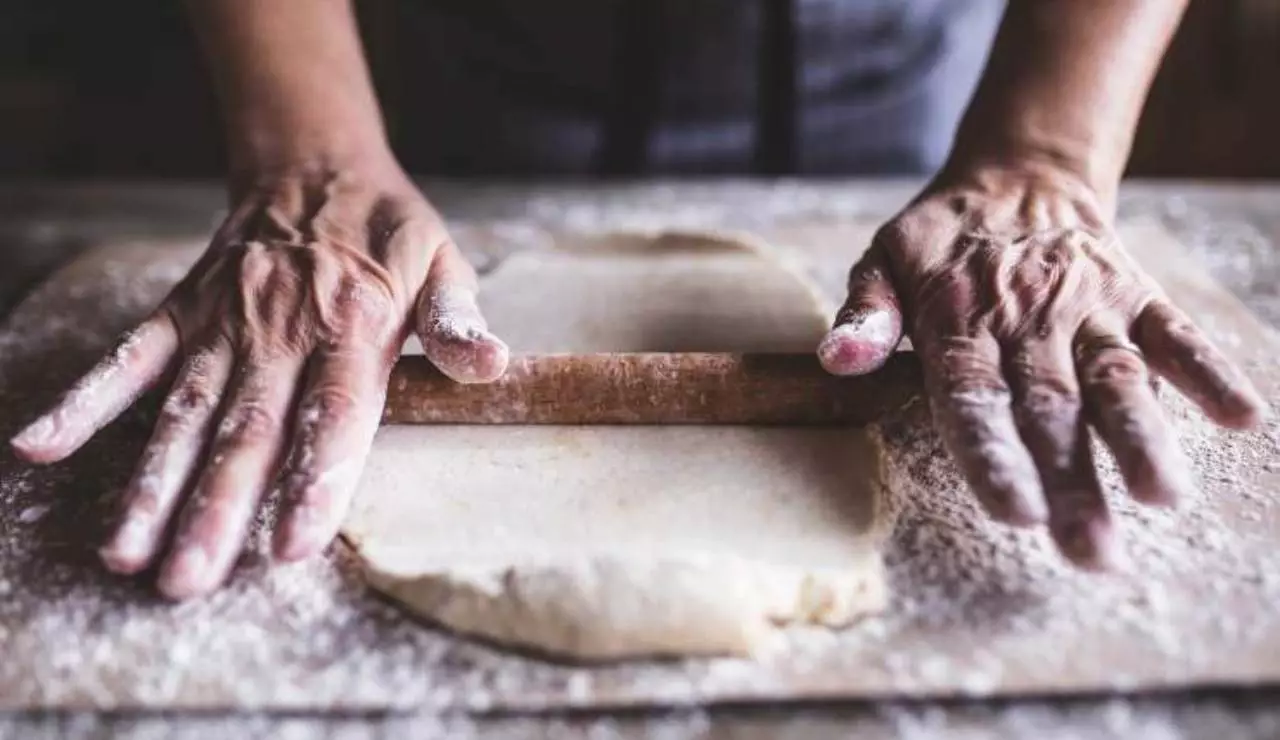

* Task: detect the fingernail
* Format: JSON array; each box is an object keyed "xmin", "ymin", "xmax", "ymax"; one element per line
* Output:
[
  {"xmin": 99, "ymin": 515, "xmax": 154, "ymax": 574},
  {"xmin": 467, "ymin": 333, "xmax": 510, "ymax": 382},
  {"xmin": 11, "ymin": 416, "xmax": 58, "ymax": 456},
  {"xmin": 818, "ymin": 313, "xmax": 895, "ymax": 375},
  {"xmin": 159, "ymin": 545, "xmax": 213, "ymax": 600},
  {"xmin": 429, "ymin": 331, "xmax": 510, "ymax": 384}
]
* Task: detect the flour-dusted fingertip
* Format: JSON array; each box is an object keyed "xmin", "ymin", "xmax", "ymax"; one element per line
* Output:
[
  {"xmin": 1127, "ymin": 446, "xmax": 1197, "ymax": 508},
  {"xmin": 10, "ymin": 416, "xmax": 64, "ymax": 463},
  {"xmin": 425, "ymin": 329, "xmax": 510, "ymax": 384},
  {"xmin": 418, "ymin": 276, "xmax": 511, "ymax": 384},
  {"xmin": 99, "ymin": 547, "xmax": 146, "ymax": 576},
  {"xmin": 818, "ymin": 325, "xmax": 879, "ymax": 376},
  {"xmin": 157, "ymin": 544, "xmax": 218, "ymax": 601},
  {"xmin": 1221, "ymin": 383, "xmax": 1269, "ymax": 430},
  {"xmin": 818, "ymin": 311, "xmax": 899, "ymax": 376},
  {"xmin": 99, "ymin": 515, "xmax": 157, "ymax": 575},
  {"xmin": 1136, "ymin": 299, "xmax": 1270, "ymax": 431},
  {"xmin": 963, "ymin": 460, "xmax": 1050, "ymax": 527}
]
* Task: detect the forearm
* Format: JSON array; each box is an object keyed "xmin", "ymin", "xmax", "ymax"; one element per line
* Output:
[
  {"xmin": 945, "ymin": 0, "xmax": 1189, "ymax": 205},
  {"xmin": 186, "ymin": 0, "xmax": 391, "ymax": 177}
]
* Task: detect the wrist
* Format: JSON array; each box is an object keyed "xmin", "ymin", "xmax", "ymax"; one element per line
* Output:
[
  {"xmin": 228, "ymin": 118, "xmax": 393, "ymax": 175},
  {"xmin": 928, "ymin": 154, "xmax": 1116, "ymax": 228},
  {"xmin": 941, "ymin": 135, "xmax": 1121, "ymax": 214},
  {"xmin": 225, "ymin": 140, "xmax": 414, "ymax": 208}
]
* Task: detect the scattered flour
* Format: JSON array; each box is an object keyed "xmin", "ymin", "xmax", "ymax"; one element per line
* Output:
[{"xmin": 0, "ymin": 188, "xmax": 1277, "ymax": 740}]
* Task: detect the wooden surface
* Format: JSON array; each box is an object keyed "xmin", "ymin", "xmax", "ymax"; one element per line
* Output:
[{"xmin": 2, "ymin": 180, "xmax": 1280, "ymax": 736}]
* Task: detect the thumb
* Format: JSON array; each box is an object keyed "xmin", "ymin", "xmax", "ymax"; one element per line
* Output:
[
  {"xmin": 817, "ymin": 243, "xmax": 904, "ymax": 376},
  {"xmin": 415, "ymin": 241, "xmax": 510, "ymax": 384}
]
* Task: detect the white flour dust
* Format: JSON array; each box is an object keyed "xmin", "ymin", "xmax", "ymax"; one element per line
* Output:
[
  {"xmin": 0, "ymin": 206, "xmax": 1276, "ymax": 724},
  {"xmin": 420, "ymin": 284, "xmax": 508, "ymax": 383}
]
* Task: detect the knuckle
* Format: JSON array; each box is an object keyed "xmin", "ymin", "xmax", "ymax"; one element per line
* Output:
[
  {"xmin": 1016, "ymin": 382, "xmax": 1081, "ymax": 424},
  {"xmin": 846, "ymin": 252, "xmax": 892, "ymax": 294},
  {"xmin": 237, "ymin": 241, "xmax": 275, "ymax": 281},
  {"xmin": 912, "ymin": 270, "xmax": 981, "ymax": 337},
  {"xmin": 1054, "ymin": 230, "xmax": 1092, "ymax": 254},
  {"xmin": 381, "ymin": 217, "xmax": 436, "ymax": 252},
  {"xmin": 220, "ymin": 240, "xmax": 254, "ymax": 261},
  {"xmin": 1161, "ymin": 314, "xmax": 1201, "ymax": 343},
  {"xmin": 301, "ymin": 383, "xmax": 361, "ymax": 422},
  {"xmin": 1005, "ymin": 357, "xmax": 1080, "ymax": 417},
  {"xmin": 1080, "ymin": 346, "xmax": 1147, "ymax": 388},
  {"xmin": 871, "ymin": 219, "xmax": 912, "ymax": 255},
  {"xmin": 333, "ymin": 278, "xmax": 399, "ymax": 333},
  {"xmin": 923, "ymin": 336, "xmax": 1003, "ymax": 395},
  {"xmin": 163, "ymin": 381, "xmax": 220, "ymax": 420},
  {"xmin": 218, "ymin": 400, "xmax": 280, "ymax": 444},
  {"xmin": 311, "ymin": 214, "xmax": 361, "ymax": 249}
]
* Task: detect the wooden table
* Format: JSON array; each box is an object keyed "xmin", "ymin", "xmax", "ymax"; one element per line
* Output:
[{"xmin": 1, "ymin": 179, "xmax": 1278, "ymax": 738}]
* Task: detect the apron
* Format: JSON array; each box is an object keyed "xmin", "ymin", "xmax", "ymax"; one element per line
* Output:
[{"xmin": 393, "ymin": 0, "xmax": 1004, "ymax": 175}]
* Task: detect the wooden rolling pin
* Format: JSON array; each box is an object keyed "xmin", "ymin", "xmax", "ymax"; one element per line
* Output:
[{"xmin": 383, "ymin": 352, "xmax": 922, "ymax": 425}]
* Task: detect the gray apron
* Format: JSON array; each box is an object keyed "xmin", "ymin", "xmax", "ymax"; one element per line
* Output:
[{"xmin": 395, "ymin": 0, "xmax": 1004, "ymax": 175}]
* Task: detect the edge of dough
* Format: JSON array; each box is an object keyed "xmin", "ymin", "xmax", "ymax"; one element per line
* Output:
[
  {"xmin": 358, "ymin": 549, "xmax": 888, "ymax": 661},
  {"xmin": 347, "ymin": 424, "xmax": 898, "ymax": 662}
]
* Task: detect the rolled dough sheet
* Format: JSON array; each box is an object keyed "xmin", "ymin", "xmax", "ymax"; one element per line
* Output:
[
  {"xmin": 341, "ymin": 232, "xmax": 896, "ymax": 659},
  {"xmin": 2, "ymin": 211, "xmax": 1279, "ymax": 709}
]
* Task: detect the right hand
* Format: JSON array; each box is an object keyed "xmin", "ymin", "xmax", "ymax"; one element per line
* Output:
[
  {"xmin": 819, "ymin": 163, "xmax": 1265, "ymax": 568},
  {"xmin": 11, "ymin": 155, "xmax": 509, "ymax": 599}
]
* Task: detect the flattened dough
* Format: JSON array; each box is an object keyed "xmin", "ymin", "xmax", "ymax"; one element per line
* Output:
[{"xmin": 342, "ymin": 232, "xmax": 895, "ymax": 659}]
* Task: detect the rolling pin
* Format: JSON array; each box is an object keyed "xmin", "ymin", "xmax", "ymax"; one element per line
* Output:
[{"xmin": 383, "ymin": 352, "xmax": 922, "ymax": 425}]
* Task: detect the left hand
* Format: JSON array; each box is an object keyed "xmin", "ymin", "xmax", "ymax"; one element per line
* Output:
[
  {"xmin": 819, "ymin": 163, "xmax": 1266, "ymax": 567},
  {"xmin": 10, "ymin": 161, "xmax": 508, "ymax": 598}
]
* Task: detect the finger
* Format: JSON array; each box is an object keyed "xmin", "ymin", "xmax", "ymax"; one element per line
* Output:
[
  {"xmin": 1005, "ymin": 338, "xmax": 1116, "ymax": 570},
  {"xmin": 818, "ymin": 245, "xmax": 904, "ymax": 376},
  {"xmin": 416, "ymin": 241, "xmax": 510, "ymax": 384},
  {"xmin": 1134, "ymin": 299, "xmax": 1267, "ymax": 429},
  {"xmin": 1076, "ymin": 327, "xmax": 1195, "ymax": 507},
  {"xmin": 11, "ymin": 312, "xmax": 179, "ymax": 463},
  {"xmin": 274, "ymin": 344, "xmax": 390, "ymax": 561},
  {"xmin": 920, "ymin": 332, "xmax": 1048, "ymax": 526},
  {"xmin": 156, "ymin": 353, "xmax": 304, "ymax": 600},
  {"xmin": 99, "ymin": 339, "xmax": 235, "ymax": 574}
]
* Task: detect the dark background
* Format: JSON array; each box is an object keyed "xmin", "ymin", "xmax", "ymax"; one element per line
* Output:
[{"xmin": 2, "ymin": 0, "xmax": 1279, "ymax": 179}]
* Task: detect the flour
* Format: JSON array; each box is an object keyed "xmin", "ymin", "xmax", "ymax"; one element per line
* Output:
[
  {"xmin": 418, "ymin": 283, "xmax": 508, "ymax": 383},
  {"xmin": 818, "ymin": 310, "xmax": 900, "ymax": 374},
  {"xmin": 863, "ymin": 388, "xmax": 1280, "ymax": 693},
  {"xmin": 0, "ymin": 205, "xmax": 1276, "ymax": 723}
]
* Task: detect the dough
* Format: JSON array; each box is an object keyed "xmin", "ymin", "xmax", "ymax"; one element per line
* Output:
[{"xmin": 342, "ymin": 231, "xmax": 896, "ymax": 660}]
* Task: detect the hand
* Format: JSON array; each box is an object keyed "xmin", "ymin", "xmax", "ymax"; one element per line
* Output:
[
  {"xmin": 10, "ymin": 158, "xmax": 509, "ymax": 599},
  {"xmin": 819, "ymin": 163, "xmax": 1266, "ymax": 568}
]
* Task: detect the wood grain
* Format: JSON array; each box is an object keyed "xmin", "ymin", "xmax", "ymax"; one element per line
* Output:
[{"xmin": 384, "ymin": 352, "xmax": 923, "ymax": 426}]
